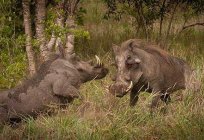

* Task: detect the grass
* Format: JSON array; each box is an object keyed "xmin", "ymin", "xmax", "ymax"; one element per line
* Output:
[
  {"xmin": 0, "ymin": 0, "xmax": 204, "ymax": 139},
  {"xmin": 0, "ymin": 50, "xmax": 204, "ymax": 139}
]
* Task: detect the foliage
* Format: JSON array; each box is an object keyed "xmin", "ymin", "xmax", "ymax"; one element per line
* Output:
[
  {"xmin": 44, "ymin": 2, "xmax": 90, "ymax": 45},
  {"xmin": 0, "ymin": 0, "xmax": 23, "ymax": 49},
  {"xmin": 75, "ymin": 6, "xmax": 87, "ymax": 25},
  {"xmin": 0, "ymin": 0, "xmax": 27, "ymax": 88},
  {"xmin": 73, "ymin": 29, "xmax": 90, "ymax": 40},
  {"xmin": 0, "ymin": 47, "xmax": 27, "ymax": 89},
  {"xmin": 104, "ymin": 0, "xmax": 204, "ymax": 41}
]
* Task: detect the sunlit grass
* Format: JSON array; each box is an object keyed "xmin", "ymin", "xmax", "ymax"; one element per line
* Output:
[{"xmin": 1, "ymin": 49, "xmax": 204, "ymax": 139}]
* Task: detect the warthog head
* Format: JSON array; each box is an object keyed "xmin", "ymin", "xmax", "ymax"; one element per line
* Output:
[
  {"xmin": 109, "ymin": 40, "xmax": 144, "ymax": 97},
  {"xmin": 69, "ymin": 54, "xmax": 109, "ymax": 83}
]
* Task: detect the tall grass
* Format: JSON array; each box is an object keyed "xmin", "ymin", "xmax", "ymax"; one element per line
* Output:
[
  {"xmin": 1, "ymin": 45, "xmax": 203, "ymax": 140},
  {"xmin": 0, "ymin": 0, "xmax": 204, "ymax": 139},
  {"xmin": 1, "ymin": 65, "xmax": 204, "ymax": 139}
]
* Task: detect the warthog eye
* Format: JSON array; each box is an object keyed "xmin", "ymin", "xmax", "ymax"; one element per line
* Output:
[
  {"xmin": 94, "ymin": 65, "xmax": 102, "ymax": 69},
  {"xmin": 127, "ymin": 55, "xmax": 131, "ymax": 59},
  {"xmin": 126, "ymin": 63, "xmax": 134, "ymax": 69},
  {"xmin": 77, "ymin": 68, "xmax": 84, "ymax": 72},
  {"xmin": 126, "ymin": 58, "xmax": 140, "ymax": 69},
  {"xmin": 126, "ymin": 56, "xmax": 133, "ymax": 65}
]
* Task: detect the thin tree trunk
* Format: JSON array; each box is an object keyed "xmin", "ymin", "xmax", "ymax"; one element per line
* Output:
[
  {"xmin": 64, "ymin": 0, "xmax": 80, "ymax": 56},
  {"xmin": 55, "ymin": 1, "xmax": 66, "ymax": 54},
  {"xmin": 46, "ymin": 1, "xmax": 67, "ymax": 52},
  {"xmin": 68, "ymin": 0, "xmax": 80, "ymax": 15},
  {"xmin": 166, "ymin": 2, "xmax": 179, "ymax": 41},
  {"xmin": 135, "ymin": 1, "xmax": 148, "ymax": 40},
  {"xmin": 159, "ymin": 0, "xmax": 167, "ymax": 41},
  {"xmin": 22, "ymin": 0, "xmax": 36, "ymax": 76},
  {"xmin": 182, "ymin": 22, "xmax": 204, "ymax": 30},
  {"xmin": 139, "ymin": 2, "xmax": 149, "ymax": 40},
  {"xmin": 65, "ymin": 16, "xmax": 75, "ymax": 56},
  {"xmin": 51, "ymin": 0, "xmax": 80, "ymax": 57},
  {"xmin": 47, "ymin": 33, "xmax": 56, "ymax": 51},
  {"xmin": 35, "ymin": 0, "xmax": 49, "ymax": 61}
]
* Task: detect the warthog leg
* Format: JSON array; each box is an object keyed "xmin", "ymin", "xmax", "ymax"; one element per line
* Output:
[
  {"xmin": 160, "ymin": 93, "xmax": 171, "ymax": 104},
  {"xmin": 150, "ymin": 93, "xmax": 161, "ymax": 109},
  {"xmin": 53, "ymin": 80, "xmax": 80, "ymax": 100},
  {"xmin": 0, "ymin": 107, "xmax": 8, "ymax": 124},
  {"xmin": 129, "ymin": 91, "xmax": 139, "ymax": 107}
]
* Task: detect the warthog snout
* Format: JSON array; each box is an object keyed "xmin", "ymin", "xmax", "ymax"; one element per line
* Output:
[
  {"xmin": 109, "ymin": 81, "xmax": 133, "ymax": 97},
  {"xmin": 92, "ymin": 56, "xmax": 109, "ymax": 79}
]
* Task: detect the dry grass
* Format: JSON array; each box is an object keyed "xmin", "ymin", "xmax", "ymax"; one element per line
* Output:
[{"xmin": 0, "ymin": 50, "xmax": 204, "ymax": 139}]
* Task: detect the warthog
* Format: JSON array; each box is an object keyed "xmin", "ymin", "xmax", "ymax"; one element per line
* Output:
[
  {"xmin": 0, "ymin": 53, "xmax": 108, "ymax": 124},
  {"xmin": 109, "ymin": 39, "xmax": 200, "ymax": 109}
]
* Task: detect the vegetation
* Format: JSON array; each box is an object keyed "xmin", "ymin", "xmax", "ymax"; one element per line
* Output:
[{"xmin": 0, "ymin": 0, "xmax": 204, "ymax": 139}]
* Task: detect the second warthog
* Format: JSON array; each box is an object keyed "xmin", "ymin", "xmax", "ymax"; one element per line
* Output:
[
  {"xmin": 109, "ymin": 39, "xmax": 200, "ymax": 109},
  {"xmin": 0, "ymin": 53, "xmax": 108, "ymax": 124}
]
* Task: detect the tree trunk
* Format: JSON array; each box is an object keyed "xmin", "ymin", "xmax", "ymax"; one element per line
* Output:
[
  {"xmin": 67, "ymin": 0, "xmax": 80, "ymax": 15},
  {"xmin": 22, "ymin": 0, "xmax": 36, "ymax": 76},
  {"xmin": 35, "ymin": 0, "xmax": 49, "ymax": 61},
  {"xmin": 55, "ymin": 1, "xmax": 66, "ymax": 54},
  {"xmin": 135, "ymin": 1, "xmax": 148, "ymax": 40},
  {"xmin": 159, "ymin": 0, "xmax": 167, "ymax": 42},
  {"xmin": 47, "ymin": 0, "xmax": 80, "ymax": 57},
  {"xmin": 47, "ymin": 33, "xmax": 56, "ymax": 51},
  {"xmin": 65, "ymin": 16, "xmax": 76, "ymax": 56},
  {"xmin": 166, "ymin": 2, "xmax": 179, "ymax": 42},
  {"xmin": 62, "ymin": 0, "xmax": 80, "ymax": 57},
  {"xmin": 64, "ymin": 0, "xmax": 80, "ymax": 56}
]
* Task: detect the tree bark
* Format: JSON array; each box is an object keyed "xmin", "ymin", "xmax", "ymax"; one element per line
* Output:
[
  {"xmin": 67, "ymin": 0, "xmax": 80, "ymax": 15},
  {"xmin": 134, "ymin": 1, "xmax": 148, "ymax": 40},
  {"xmin": 22, "ymin": 0, "xmax": 36, "ymax": 76},
  {"xmin": 59, "ymin": 0, "xmax": 80, "ymax": 57},
  {"xmin": 65, "ymin": 16, "xmax": 76, "ymax": 56},
  {"xmin": 182, "ymin": 22, "xmax": 204, "ymax": 30},
  {"xmin": 159, "ymin": 0, "xmax": 167, "ymax": 39},
  {"xmin": 166, "ymin": 2, "xmax": 179, "ymax": 41},
  {"xmin": 47, "ymin": 33, "xmax": 56, "ymax": 51},
  {"xmin": 64, "ymin": 0, "xmax": 80, "ymax": 56},
  {"xmin": 35, "ymin": 0, "xmax": 49, "ymax": 61},
  {"xmin": 47, "ymin": 0, "xmax": 80, "ymax": 57},
  {"xmin": 55, "ymin": 1, "xmax": 66, "ymax": 54}
]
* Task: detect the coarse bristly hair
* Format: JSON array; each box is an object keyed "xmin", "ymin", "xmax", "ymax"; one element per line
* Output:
[
  {"xmin": 125, "ymin": 39, "xmax": 184, "ymax": 66},
  {"xmin": 9, "ymin": 54, "xmax": 61, "ymax": 98}
]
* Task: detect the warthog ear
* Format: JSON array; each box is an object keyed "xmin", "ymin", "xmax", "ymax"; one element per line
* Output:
[
  {"xmin": 112, "ymin": 44, "xmax": 119, "ymax": 54},
  {"xmin": 128, "ymin": 41, "xmax": 134, "ymax": 51}
]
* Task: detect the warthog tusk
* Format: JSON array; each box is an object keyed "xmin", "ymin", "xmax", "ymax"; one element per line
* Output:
[
  {"xmin": 95, "ymin": 55, "xmax": 100, "ymax": 65},
  {"xmin": 125, "ymin": 81, "xmax": 133, "ymax": 92},
  {"xmin": 135, "ymin": 58, "xmax": 141, "ymax": 63},
  {"xmin": 95, "ymin": 55, "xmax": 102, "ymax": 66}
]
